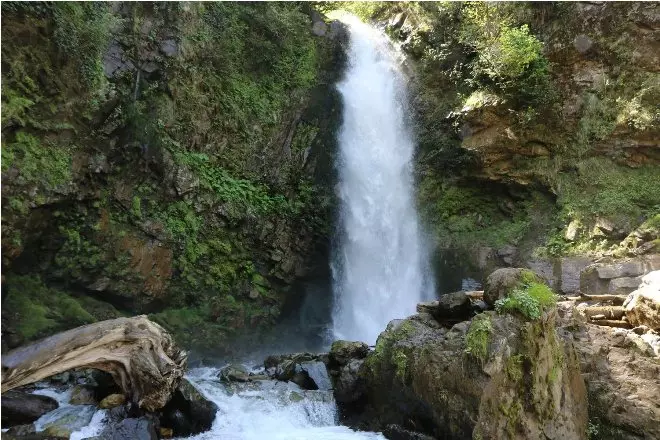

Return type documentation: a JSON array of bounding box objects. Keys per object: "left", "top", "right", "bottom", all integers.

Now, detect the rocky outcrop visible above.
[
  {"left": 354, "top": 308, "right": 587, "bottom": 439},
  {"left": 557, "top": 301, "right": 660, "bottom": 439},
  {"left": 1, "top": 2, "right": 345, "bottom": 355},
  {"left": 580, "top": 255, "right": 660, "bottom": 296},
  {"left": 327, "top": 341, "right": 370, "bottom": 405}
]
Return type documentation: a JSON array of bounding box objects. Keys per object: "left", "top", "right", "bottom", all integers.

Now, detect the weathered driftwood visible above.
[
  {"left": 590, "top": 319, "right": 632, "bottom": 329},
  {"left": 583, "top": 306, "right": 625, "bottom": 320},
  {"left": 1, "top": 316, "right": 187, "bottom": 411},
  {"left": 579, "top": 294, "right": 628, "bottom": 305}
]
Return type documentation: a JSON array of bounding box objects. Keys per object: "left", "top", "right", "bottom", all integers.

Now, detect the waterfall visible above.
[{"left": 331, "top": 17, "right": 434, "bottom": 344}]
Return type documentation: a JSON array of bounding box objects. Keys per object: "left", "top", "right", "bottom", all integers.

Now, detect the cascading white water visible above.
[{"left": 332, "top": 17, "right": 434, "bottom": 344}]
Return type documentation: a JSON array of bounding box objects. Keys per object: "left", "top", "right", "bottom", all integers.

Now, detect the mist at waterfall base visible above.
[{"left": 331, "top": 16, "right": 435, "bottom": 345}]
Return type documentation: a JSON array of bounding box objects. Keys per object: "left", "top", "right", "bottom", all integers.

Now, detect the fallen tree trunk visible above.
[
  {"left": 1, "top": 316, "right": 187, "bottom": 411},
  {"left": 589, "top": 319, "right": 632, "bottom": 329},
  {"left": 582, "top": 306, "right": 625, "bottom": 320},
  {"left": 579, "top": 294, "right": 628, "bottom": 305}
]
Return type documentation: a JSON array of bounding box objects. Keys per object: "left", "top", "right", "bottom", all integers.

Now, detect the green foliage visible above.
[
  {"left": 495, "top": 279, "right": 557, "bottom": 321},
  {"left": 172, "top": 151, "right": 289, "bottom": 217},
  {"left": 465, "top": 315, "right": 492, "bottom": 363},
  {"left": 558, "top": 158, "right": 660, "bottom": 224},
  {"left": 52, "top": 2, "right": 117, "bottom": 88},
  {"left": 477, "top": 25, "right": 543, "bottom": 81},
  {"left": 2, "top": 275, "right": 100, "bottom": 342},
  {"left": 2, "top": 131, "right": 72, "bottom": 188},
  {"left": 418, "top": 178, "right": 535, "bottom": 249}
]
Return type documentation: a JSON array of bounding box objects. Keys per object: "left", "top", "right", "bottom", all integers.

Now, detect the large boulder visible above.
[
  {"left": 161, "top": 378, "right": 217, "bottom": 437},
  {"left": 624, "top": 271, "right": 660, "bottom": 330},
  {"left": 357, "top": 310, "right": 587, "bottom": 439},
  {"left": 1, "top": 390, "right": 59, "bottom": 427},
  {"left": 483, "top": 268, "right": 543, "bottom": 306}
]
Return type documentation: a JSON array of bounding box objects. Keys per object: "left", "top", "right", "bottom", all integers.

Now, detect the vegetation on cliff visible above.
[
  {"left": 1, "top": 2, "right": 342, "bottom": 352},
  {"left": 339, "top": 2, "right": 659, "bottom": 262}
]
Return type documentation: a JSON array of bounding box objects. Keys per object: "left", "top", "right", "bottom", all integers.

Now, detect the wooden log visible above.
[
  {"left": 578, "top": 294, "right": 628, "bottom": 305},
  {"left": 590, "top": 320, "right": 632, "bottom": 329},
  {"left": 583, "top": 306, "right": 625, "bottom": 320},
  {"left": 1, "top": 316, "right": 187, "bottom": 411}
]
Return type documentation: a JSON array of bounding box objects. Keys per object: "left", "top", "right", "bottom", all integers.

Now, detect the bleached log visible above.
[
  {"left": 1, "top": 316, "right": 187, "bottom": 411},
  {"left": 583, "top": 306, "right": 625, "bottom": 320}
]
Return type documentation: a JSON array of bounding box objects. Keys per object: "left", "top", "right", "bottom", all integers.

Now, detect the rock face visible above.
[
  {"left": 1, "top": 390, "right": 59, "bottom": 427},
  {"left": 355, "top": 309, "right": 587, "bottom": 439},
  {"left": 580, "top": 255, "right": 660, "bottom": 296},
  {"left": 557, "top": 302, "right": 660, "bottom": 439},
  {"left": 0, "top": 2, "right": 345, "bottom": 356},
  {"left": 624, "top": 271, "right": 660, "bottom": 330}
]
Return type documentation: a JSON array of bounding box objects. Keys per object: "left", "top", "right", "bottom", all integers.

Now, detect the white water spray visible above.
[{"left": 332, "top": 17, "right": 434, "bottom": 344}]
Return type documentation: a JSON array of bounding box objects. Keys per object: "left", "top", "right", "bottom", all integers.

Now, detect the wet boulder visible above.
[
  {"left": 1, "top": 390, "right": 59, "bottom": 427},
  {"left": 69, "top": 385, "right": 97, "bottom": 405},
  {"left": 218, "top": 364, "right": 249, "bottom": 382},
  {"left": 161, "top": 378, "right": 217, "bottom": 437},
  {"left": 40, "top": 405, "right": 96, "bottom": 438}
]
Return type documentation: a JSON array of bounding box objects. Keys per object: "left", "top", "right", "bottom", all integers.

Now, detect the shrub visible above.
[{"left": 495, "top": 279, "right": 557, "bottom": 321}]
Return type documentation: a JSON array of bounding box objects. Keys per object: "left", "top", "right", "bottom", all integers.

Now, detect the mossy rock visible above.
[{"left": 484, "top": 268, "right": 544, "bottom": 307}]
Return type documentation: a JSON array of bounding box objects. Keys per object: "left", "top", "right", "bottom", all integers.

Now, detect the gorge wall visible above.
[
  {"left": 1, "top": 2, "right": 346, "bottom": 353},
  {"left": 343, "top": 2, "right": 659, "bottom": 289}
]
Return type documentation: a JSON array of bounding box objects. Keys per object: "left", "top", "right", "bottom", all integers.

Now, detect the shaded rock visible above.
[
  {"left": 312, "top": 21, "right": 327, "bottom": 37},
  {"left": 101, "top": 417, "right": 157, "bottom": 440},
  {"left": 1, "top": 390, "right": 59, "bottom": 427},
  {"left": 100, "top": 393, "right": 126, "bottom": 409},
  {"left": 624, "top": 271, "right": 660, "bottom": 330},
  {"left": 333, "top": 359, "right": 365, "bottom": 404},
  {"left": 483, "top": 268, "right": 542, "bottom": 306},
  {"left": 329, "top": 341, "right": 369, "bottom": 366},
  {"left": 560, "top": 257, "right": 593, "bottom": 294},
  {"left": 383, "top": 424, "right": 435, "bottom": 440},
  {"left": 161, "top": 378, "right": 217, "bottom": 437},
  {"left": 5, "top": 423, "right": 36, "bottom": 437},
  {"left": 496, "top": 245, "right": 517, "bottom": 265},
  {"left": 299, "top": 361, "right": 332, "bottom": 391},
  {"left": 574, "top": 34, "right": 593, "bottom": 53},
  {"left": 41, "top": 405, "right": 96, "bottom": 438},
  {"left": 219, "top": 364, "right": 249, "bottom": 382},
  {"left": 70, "top": 385, "right": 97, "bottom": 405},
  {"left": 417, "top": 291, "right": 472, "bottom": 322}
]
